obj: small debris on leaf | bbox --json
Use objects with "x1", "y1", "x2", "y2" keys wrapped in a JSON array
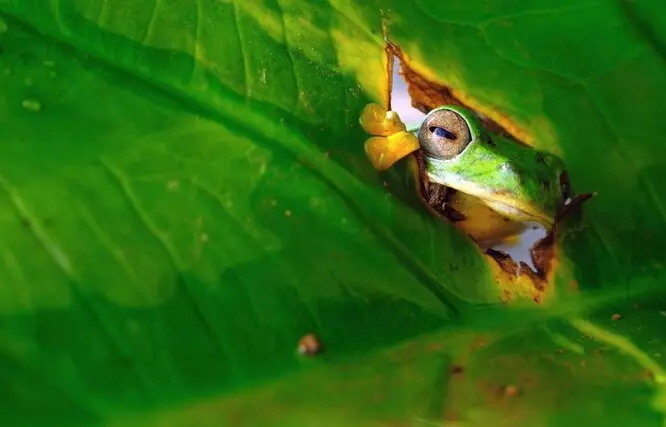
[
  {"x1": 503, "y1": 384, "x2": 519, "y2": 397},
  {"x1": 451, "y1": 365, "x2": 465, "y2": 375},
  {"x1": 298, "y1": 333, "x2": 322, "y2": 356},
  {"x1": 611, "y1": 313, "x2": 622, "y2": 320}
]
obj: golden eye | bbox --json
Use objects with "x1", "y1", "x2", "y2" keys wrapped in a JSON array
[{"x1": 418, "y1": 109, "x2": 472, "y2": 160}]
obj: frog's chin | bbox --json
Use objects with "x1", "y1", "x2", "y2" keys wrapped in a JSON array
[
  {"x1": 426, "y1": 172, "x2": 554, "y2": 228},
  {"x1": 482, "y1": 199, "x2": 553, "y2": 228}
]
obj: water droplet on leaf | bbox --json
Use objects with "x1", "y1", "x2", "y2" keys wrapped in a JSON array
[{"x1": 21, "y1": 98, "x2": 42, "y2": 112}]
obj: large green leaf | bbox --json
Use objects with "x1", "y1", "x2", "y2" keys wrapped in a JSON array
[{"x1": 0, "y1": 1, "x2": 665, "y2": 426}]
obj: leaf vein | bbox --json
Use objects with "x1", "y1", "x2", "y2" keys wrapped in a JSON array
[
  {"x1": 142, "y1": 0, "x2": 162, "y2": 45},
  {"x1": 99, "y1": 159, "x2": 232, "y2": 357},
  {"x1": 76, "y1": 201, "x2": 145, "y2": 292},
  {"x1": 479, "y1": 2, "x2": 603, "y2": 27},
  {"x1": 99, "y1": 158, "x2": 185, "y2": 273},
  {"x1": 0, "y1": 173, "x2": 75, "y2": 279},
  {"x1": 192, "y1": 0, "x2": 204, "y2": 81},
  {"x1": 97, "y1": 0, "x2": 111, "y2": 26},
  {"x1": 231, "y1": 0, "x2": 250, "y2": 98},
  {"x1": 273, "y1": 0, "x2": 303, "y2": 104},
  {"x1": 48, "y1": 0, "x2": 68, "y2": 35}
]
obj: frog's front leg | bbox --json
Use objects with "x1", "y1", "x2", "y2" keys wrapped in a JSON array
[
  {"x1": 555, "y1": 192, "x2": 598, "y2": 224},
  {"x1": 412, "y1": 149, "x2": 467, "y2": 223},
  {"x1": 359, "y1": 103, "x2": 420, "y2": 171}
]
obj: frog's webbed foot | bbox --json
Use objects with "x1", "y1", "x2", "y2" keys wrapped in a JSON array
[{"x1": 359, "y1": 103, "x2": 420, "y2": 171}]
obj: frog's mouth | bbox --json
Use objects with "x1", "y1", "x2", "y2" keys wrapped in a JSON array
[{"x1": 425, "y1": 169, "x2": 555, "y2": 228}]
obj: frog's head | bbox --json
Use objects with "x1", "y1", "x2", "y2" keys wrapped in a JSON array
[{"x1": 417, "y1": 105, "x2": 570, "y2": 228}]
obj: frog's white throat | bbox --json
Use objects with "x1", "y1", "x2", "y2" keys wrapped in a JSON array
[{"x1": 426, "y1": 170, "x2": 554, "y2": 227}]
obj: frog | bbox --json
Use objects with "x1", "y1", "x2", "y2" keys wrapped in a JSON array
[
  {"x1": 359, "y1": 103, "x2": 529, "y2": 248},
  {"x1": 416, "y1": 105, "x2": 595, "y2": 231}
]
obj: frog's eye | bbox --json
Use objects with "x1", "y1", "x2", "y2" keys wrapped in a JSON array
[{"x1": 418, "y1": 109, "x2": 472, "y2": 160}]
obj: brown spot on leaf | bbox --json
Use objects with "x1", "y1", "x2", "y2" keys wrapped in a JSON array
[
  {"x1": 502, "y1": 289, "x2": 512, "y2": 303},
  {"x1": 451, "y1": 365, "x2": 465, "y2": 375},
  {"x1": 298, "y1": 334, "x2": 322, "y2": 356},
  {"x1": 569, "y1": 280, "x2": 579, "y2": 291},
  {"x1": 530, "y1": 232, "x2": 556, "y2": 278},
  {"x1": 612, "y1": 313, "x2": 623, "y2": 320},
  {"x1": 503, "y1": 384, "x2": 519, "y2": 397},
  {"x1": 520, "y1": 262, "x2": 546, "y2": 291},
  {"x1": 471, "y1": 337, "x2": 488, "y2": 351},
  {"x1": 486, "y1": 248, "x2": 519, "y2": 276}
]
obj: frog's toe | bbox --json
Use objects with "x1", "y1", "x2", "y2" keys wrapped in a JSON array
[
  {"x1": 364, "y1": 131, "x2": 420, "y2": 171},
  {"x1": 359, "y1": 103, "x2": 407, "y2": 136}
]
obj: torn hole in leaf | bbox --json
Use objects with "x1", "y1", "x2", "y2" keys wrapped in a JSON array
[{"x1": 378, "y1": 44, "x2": 594, "y2": 301}]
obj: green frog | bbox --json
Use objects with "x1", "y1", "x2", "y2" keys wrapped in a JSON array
[{"x1": 416, "y1": 105, "x2": 595, "y2": 231}]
